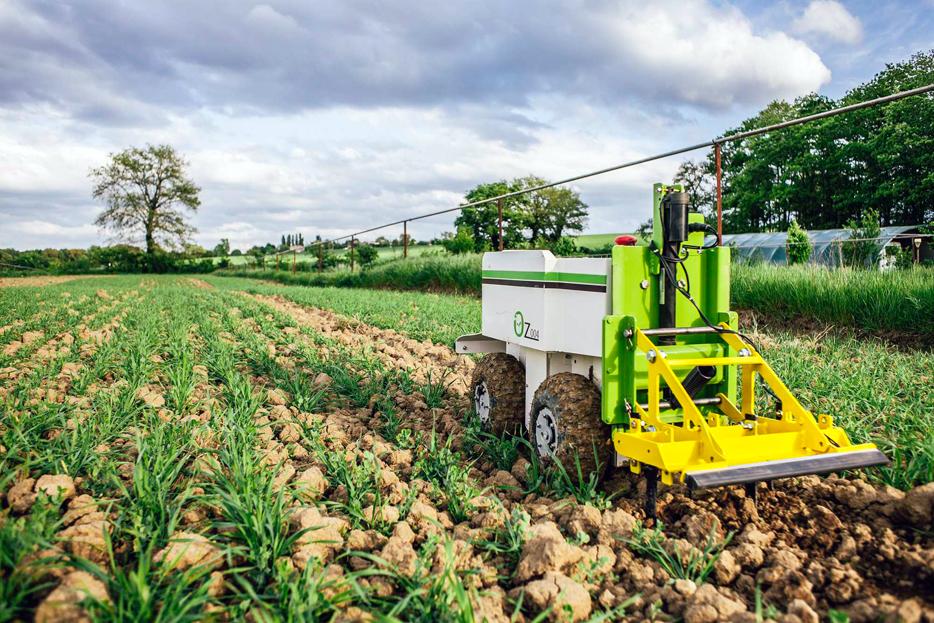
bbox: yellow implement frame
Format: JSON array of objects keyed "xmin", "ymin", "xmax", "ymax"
[{"xmin": 613, "ymin": 326, "xmax": 882, "ymax": 487}]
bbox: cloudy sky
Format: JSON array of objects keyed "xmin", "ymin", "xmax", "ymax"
[{"xmin": 1, "ymin": 0, "xmax": 931, "ymax": 251}]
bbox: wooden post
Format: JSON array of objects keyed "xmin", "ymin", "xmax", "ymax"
[
  {"xmin": 318, "ymin": 244, "xmax": 323, "ymax": 272},
  {"xmin": 292, "ymin": 250, "xmax": 296, "ymax": 273},
  {"xmin": 350, "ymin": 237, "xmax": 355, "ymax": 272},
  {"xmin": 715, "ymin": 142, "xmax": 723, "ymax": 245},
  {"xmin": 403, "ymin": 221, "xmax": 408, "ymax": 258},
  {"xmin": 497, "ymin": 198, "xmax": 504, "ymax": 251},
  {"xmin": 276, "ymin": 254, "xmax": 280, "ymax": 271}
]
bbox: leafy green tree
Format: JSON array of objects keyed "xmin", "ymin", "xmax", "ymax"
[
  {"xmin": 455, "ymin": 177, "xmax": 588, "ymax": 249},
  {"xmin": 673, "ymin": 160, "xmax": 714, "ymax": 218},
  {"xmin": 786, "ymin": 220, "xmax": 812, "ymax": 264},
  {"xmin": 710, "ymin": 50, "xmax": 933, "ymax": 233},
  {"xmin": 441, "ymin": 226, "xmax": 476, "ymax": 255},
  {"xmin": 550, "ymin": 235, "xmax": 578, "ymax": 256},
  {"xmin": 514, "ymin": 175, "xmax": 549, "ymax": 241},
  {"xmin": 455, "ymin": 180, "xmax": 526, "ymax": 251},
  {"xmin": 843, "ymin": 208, "xmax": 882, "ymax": 268},
  {"xmin": 90, "ymin": 144, "xmax": 201, "ymax": 262},
  {"xmin": 355, "ymin": 244, "xmax": 379, "ymax": 267},
  {"xmin": 537, "ymin": 186, "xmax": 588, "ymax": 241},
  {"xmin": 214, "ymin": 239, "xmax": 230, "ymax": 257}
]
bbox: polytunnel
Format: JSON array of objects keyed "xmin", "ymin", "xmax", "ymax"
[{"xmin": 706, "ymin": 225, "xmax": 928, "ymax": 267}]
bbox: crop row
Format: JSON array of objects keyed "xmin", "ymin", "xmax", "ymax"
[{"xmin": 0, "ymin": 278, "xmax": 637, "ymax": 620}]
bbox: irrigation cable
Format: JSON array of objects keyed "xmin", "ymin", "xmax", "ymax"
[{"xmin": 305, "ymin": 83, "xmax": 934, "ymax": 248}]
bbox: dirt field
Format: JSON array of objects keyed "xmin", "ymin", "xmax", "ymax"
[
  {"xmin": 1, "ymin": 276, "xmax": 931, "ymax": 622},
  {"xmin": 0, "ymin": 275, "xmax": 100, "ymax": 288}
]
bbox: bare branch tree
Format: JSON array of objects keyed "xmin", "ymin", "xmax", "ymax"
[{"xmin": 91, "ymin": 144, "xmax": 201, "ymax": 258}]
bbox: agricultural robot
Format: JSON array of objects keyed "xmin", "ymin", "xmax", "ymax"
[{"xmin": 456, "ymin": 183, "xmax": 888, "ymax": 516}]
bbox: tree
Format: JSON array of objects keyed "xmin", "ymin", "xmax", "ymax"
[
  {"xmin": 537, "ymin": 186, "xmax": 587, "ymax": 241},
  {"xmin": 356, "ymin": 244, "xmax": 379, "ymax": 267},
  {"xmin": 707, "ymin": 50, "xmax": 933, "ymax": 233},
  {"xmin": 514, "ymin": 175, "xmax": 549, "ymax": 241},
  {"xmin": 214, "ymin": 239, "xmax": 230, "ymax": 257},
  {"xmin": 843, "ymin": 208, "xmax": 882, "ymax": 268},
  {"xmin": 91, "ymin": 145, "xmax": 201, "ymax": 263},
  {"xmin": 441, "ymin": 226, "xmax": 476, "ymax": 255},
  {"xmin": 786, "ymin": 220, "xmax": 812, "ymax": 265},
  {"xmin": 249, "ymin": 247, "xmax": 266, "ymax": 268},
  {"xmin": 184, "ymin": 243, "xmax": 208, "ymax": 258},
  {"xmin": 673, "ymin": 160, "xmax": 714, "ymax": 218},
  {"xmin": 455, "ymin": 177, "xmax": 589, "ymax": 249},
  {"xmin": 455, "ymin": 180, "xmax": 526, "ymax": 251}
]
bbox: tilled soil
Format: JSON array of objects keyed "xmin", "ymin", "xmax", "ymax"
[
  {"xmin": 0, "ymin": 275, "xmax": 100, "ymax": 288},
  {"xmin": 5, "ymin": 285, "xmax": 932, "ymax": 623},
  {"xmin": 252, "ymin": 294, "xmax": 934, "ymax": 622}
]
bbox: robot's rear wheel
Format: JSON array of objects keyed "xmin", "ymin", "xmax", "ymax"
[
  {"xmin": 530, "ymin": 372, "xmax": 610, "ymax": 478},
  {"xmin": 469, "ymin": 353, "xmax": 525, "ymax": 435}
]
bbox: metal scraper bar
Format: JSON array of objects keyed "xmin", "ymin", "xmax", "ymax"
[{"xmin": 685, "ymin": 449, "xmax": 890, "ymax": 489}]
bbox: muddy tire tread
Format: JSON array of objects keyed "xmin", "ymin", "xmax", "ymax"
[{"xmin": 470, "ymin": 353, "xmax": 525, "ymax": 435}]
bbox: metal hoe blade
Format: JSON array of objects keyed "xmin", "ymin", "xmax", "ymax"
[{"xmin": 684, "ymin": 449, "xmax": 890, "ymax": 489}]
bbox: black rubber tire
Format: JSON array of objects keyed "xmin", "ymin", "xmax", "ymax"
[
  {"xmin": 530, "ymin": 372, "xmax": 610, "ymax": 478},
  {"xmin": 470, "ymin": 353, "xmax": 525, "ymax": 435}
]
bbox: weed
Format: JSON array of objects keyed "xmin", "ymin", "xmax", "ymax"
[
  {"xmin": 77, "ymin": 541, "xmax": 216, "ymax": 623},
  {"xmin": 472, "ymin": 507, "xmax": 530, "ymax": 570},
  {"xmin": 419, "ymin": 369, "xmax": 455, "ymax": 409},
  {"xmin": 412, "ymin": 430, "xmax": 482, "ymax": 523},
  {"xmin": 624, "ymin": 522, "xmax": 733, "ymax": 584},
  {"xmin": 753, "ymin": 584, "xmax": 780, "ymax": 622},
  {"xmin": 0, "ymin": 500, "xmax": 62, "ymax": 620},
  {"xmin": 463, "ymin": 412, "xmax": 521, "ymax": 471},
  {"xmin": 366, "ymin": 534, "xmax": 483, "ymax": 622}
]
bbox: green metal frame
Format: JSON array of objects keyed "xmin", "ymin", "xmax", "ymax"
[{"xmin": 601, "ymin": 183, "xmax": 736, "ymax": 427}]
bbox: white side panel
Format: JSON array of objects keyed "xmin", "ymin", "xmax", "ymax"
[
  {"xmin": 482, "ymin": 251, "xmax": 553, "ymax": 351},
  {"xmin": 481, "ymin": 251, "xmax": 611, "ymax": 357}
]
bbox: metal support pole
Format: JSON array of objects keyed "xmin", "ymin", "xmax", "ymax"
[
  {"xmin": 715, "ymin": 142, "xmax": 723, "ymax": 245},
  {"xmin": 403, "ymin": 221, "xmax": 408, "ymax": 258},
  {"xmin": 497, "ymin": 198, "xmax": 504, "ymax": 251},
  {"xmin": 350, "ymin": 237, "xmax": 355, "ymax": 272}
]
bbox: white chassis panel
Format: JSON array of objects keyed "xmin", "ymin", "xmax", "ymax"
[{"xmin": 456, "ymin": 250, "xmax": 611, "ymax": 429}]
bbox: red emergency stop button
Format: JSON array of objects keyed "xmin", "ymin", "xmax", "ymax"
[{"xmin": 615, "ymin": 235, "xmax": 638, "ymax": 246}]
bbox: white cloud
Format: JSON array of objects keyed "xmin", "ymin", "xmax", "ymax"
[
  {"xmin": 0, "ymin": 0, "xmax": 843, "ymax": 251},
  {"xmin": 16, "ymin": 220, "xmax": 97, "ymax": 238},
  {"xmin": 794, "ymin": 0, "xmax": 863, "ymax": 45}
]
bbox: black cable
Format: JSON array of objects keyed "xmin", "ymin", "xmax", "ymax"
[{"xmin": 653, "ymin": 242, "xmax": 783, "ymax": 406}]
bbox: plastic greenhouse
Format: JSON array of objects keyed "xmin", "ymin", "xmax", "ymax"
[{"xmin": 706, "ymin": 226, "xmax": 930, "ymax": 267}]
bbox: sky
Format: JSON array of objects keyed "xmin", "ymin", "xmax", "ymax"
[{"xmin": 0, "ymin": 0, "xmax": 931, "ymax": 251}]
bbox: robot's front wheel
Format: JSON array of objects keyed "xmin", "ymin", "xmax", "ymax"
[
  {"xmin": 530, "ymin": 373, "xmax": 610, "ymax": 478},
  {"xmin": 469, "ymin": 353, "xmax": 525, "ymax": 435}
]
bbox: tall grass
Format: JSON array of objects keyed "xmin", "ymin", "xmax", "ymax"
[
  {"xmin": 217, "ymin": 254, "xmax": 933, "ymax": 338},
  {"xmin": 732, "ymin": 263, "xmax": 934, "ymax": 338},
  {"xmin": 221, "ymin": 253, "xmax": 483, "ymax": 295}
]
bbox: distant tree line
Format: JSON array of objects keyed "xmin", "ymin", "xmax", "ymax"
[
  {"xmin": 673, "ymin": 50, "xmax": 934, "ymax": 233},
  {"xmin": 0, "ymin": 245, "xmax": 216, "ymax": 274}
]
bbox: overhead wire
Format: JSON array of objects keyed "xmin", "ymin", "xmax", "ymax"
[{"xmin": 305, "ymin": 83, "xmax": 934, "ymax": 249}]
